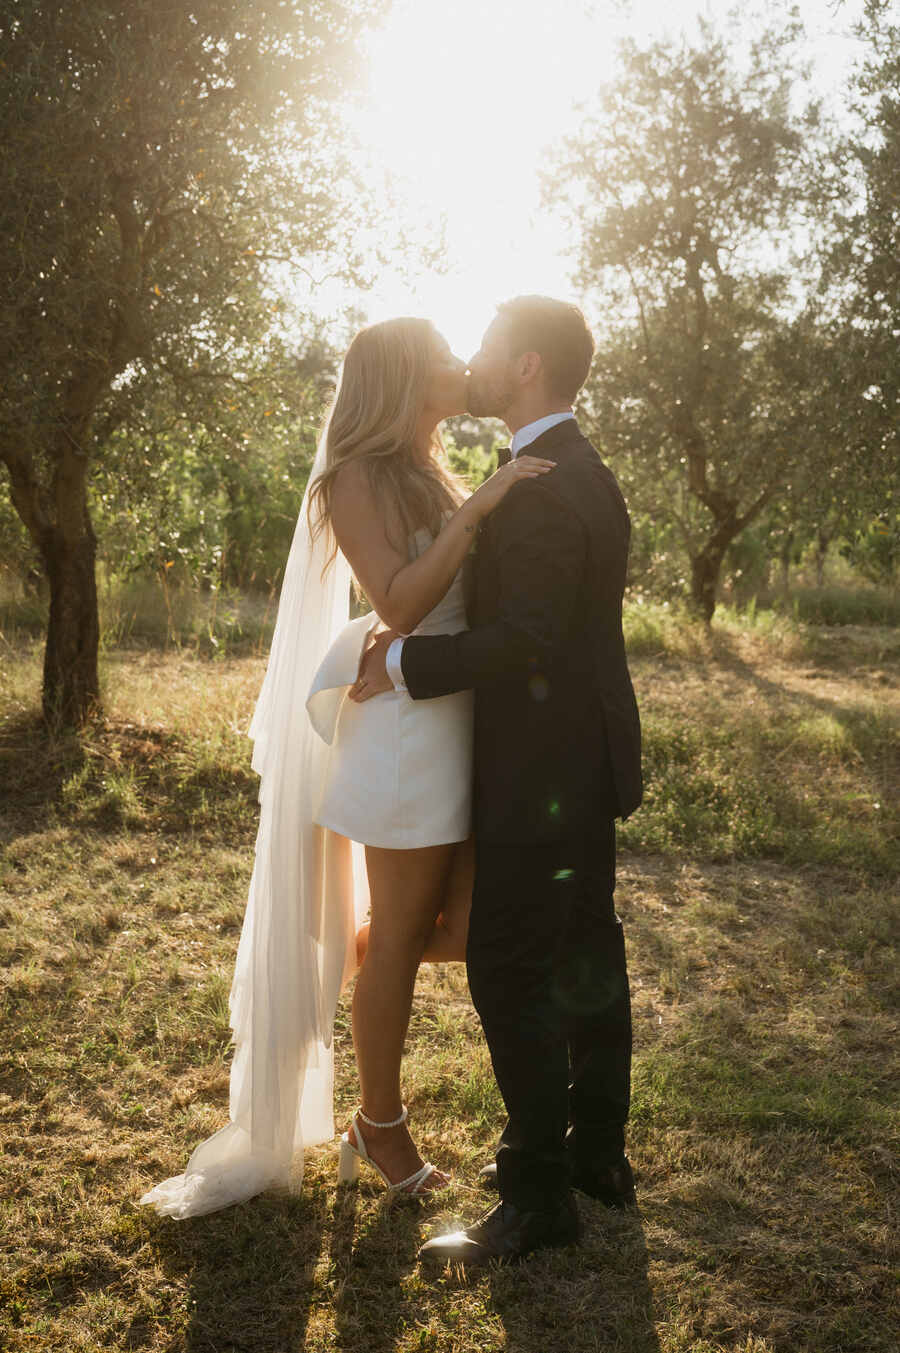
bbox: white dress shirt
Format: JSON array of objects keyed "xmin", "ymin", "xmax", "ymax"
[
  {"xmin": 510, "ymin": 410, "xmax": 574, "ymax": 456},
  {"xmin": 386, "ymin": 411, "xmax": 575, "ymax": 691}
]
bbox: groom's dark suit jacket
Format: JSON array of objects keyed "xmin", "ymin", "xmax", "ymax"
[{"xmin": 400, "ymin": 419, "xmax": 642, "ymax": 844}]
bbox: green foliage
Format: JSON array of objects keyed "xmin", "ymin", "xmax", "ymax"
[
  {"xmin": 92, "ymin": 340, "xmax": 336, "ymax": 590},
  {"xmin": 548, "ymin": 19, "xmax": 854, "ymax": 620},
  {"xmin": 443, "ymin": 416, "xmax": 505, "ymax": 489},
  {"xmin": 803, "ymin": 4, "xmax": 900, "ymax": 576},
  {"xmin": 845, "ymin": 2, "xmax": 900, "ymax": 340},
  {"xmin": 776, "ymin": 584, "xmax": 900, "ymax": 627},
  {"xmin": 625, "ymin": 508, "xmax": 689, "ymax": 601},
  {"xmin": 840, "ymin": 514, "xmax": 899, "ymax": 588},
  {"xmin": 0, "ymin": 488, "xmax": 38, "ymax": 587},
  {"xmin": 0, "ymin": 0, "xmax": 380, "ymax": 719},
  {"xmin": 1, "ymin": 0, "xmax": 374, "ymax": 459}
]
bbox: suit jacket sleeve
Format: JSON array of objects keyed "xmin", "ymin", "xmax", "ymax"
[{"xmin": 400, "ymin": 481, "xmax": 586, "ymax": 700}]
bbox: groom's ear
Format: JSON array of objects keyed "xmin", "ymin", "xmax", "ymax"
[{"xmin": 517, "ymin": 350, "xmax": 543, "ymax": 385}]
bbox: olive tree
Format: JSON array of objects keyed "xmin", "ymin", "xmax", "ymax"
[
  {"xmin": 826, "ymin": 0, "xmax": 900, "ymax": 582},
  {"xmin": 0, "ymin": 0, "xmax": 378, "ymax": 722},
  {"xmin": 548, "ymin": 20, "xmax": 836, "ymax": 620}
]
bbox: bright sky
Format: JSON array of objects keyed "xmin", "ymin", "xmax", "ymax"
[{"xmin": 302, "ymin": 0, "xmax": 868, "ymax": 360}]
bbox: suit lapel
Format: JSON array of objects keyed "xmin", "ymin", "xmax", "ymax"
[{"xmin": 468, "ymin": 421, "xmax": 594, "ymax": 622}]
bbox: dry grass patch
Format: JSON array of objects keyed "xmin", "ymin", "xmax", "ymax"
[
  {"xmin": 1, "ymin": 634, "xmax": 897, "ymax": 1352},
  {"xmin": 623, "ymin": 622, "xmax": 898, "ymax": 871}
]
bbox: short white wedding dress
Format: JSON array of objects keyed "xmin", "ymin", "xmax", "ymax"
[
  {"xmin": 140, "ymin": 496, "xmax": 472, "ymax": 1220},
  {"xmin": 311, "ymin": 525, "xmax": 473, "ymax": 849}
]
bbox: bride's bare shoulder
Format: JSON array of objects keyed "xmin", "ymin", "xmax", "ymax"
[
  {"xmin": 330, "ymin": 459, "xmax": 377, "ymax": 525},
  {"xmin": 331, "ymin": 457, "xmax": 371, "ymax": 501},
  {"xmin": 330, "ymin": 459, "xmax": 404, "ymax": 556}
]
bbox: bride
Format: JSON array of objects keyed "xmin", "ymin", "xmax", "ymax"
[{"xmin": 141, "ymin": 317, "xmax": 553, "ymax": 1216}]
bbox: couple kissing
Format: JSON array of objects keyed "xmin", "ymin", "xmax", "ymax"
[{"xmin": 142, "ymin": 294, "xmax": 642, "ymax": 1269}]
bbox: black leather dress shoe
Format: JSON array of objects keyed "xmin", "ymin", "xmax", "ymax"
[
  {"xmin": 576, "ymin": 1156, "xmax": 636, "ymax": 1209},
  {"xmin": 417, "ymin": 1197, "xmax": 581, "ymax": 1267},
  {"xmin": 478, "ymin": 1156, "xmax": 637, "ymax": 1210}
]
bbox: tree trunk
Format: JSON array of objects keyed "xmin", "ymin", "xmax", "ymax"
[
  {"xmin": 780, "ymin": 530, "xmax": 794, "ymax": 596},
  {"xmin": 40, "ymin": 524, "xmax": 101, "ymax": 726},
  {"xmin": 689, "ymin": 541, "xmax": 729, "ymax": 624},
  {"xmin": 686, "ymin": 488, "xmax": 774, "ymax": 624},
  {"xmin": 814, "ymin": 529, "xmax": 830, "ymax": 588},
  {"xmin": 4, "ymin": 404, "xmax": 106, "ymax": 726}
]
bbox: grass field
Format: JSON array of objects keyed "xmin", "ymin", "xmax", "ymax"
[{"xmin": 1, "ymin": 609, "xmax": 897, "ymax": 1353}]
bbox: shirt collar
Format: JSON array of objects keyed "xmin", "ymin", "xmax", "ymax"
[{"xmin": 510, "ymin": 411, "xmax": 575, "ymax": 458}]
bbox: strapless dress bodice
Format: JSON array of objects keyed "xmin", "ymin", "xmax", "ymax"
[{"xmin": 406, "ymin": 524, "xmax": 469, "ymax": 637}]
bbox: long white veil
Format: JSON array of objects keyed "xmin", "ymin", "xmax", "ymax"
[{"xmin": 141, "ymin": 438, "xmax": 368, "ymax": 1219}]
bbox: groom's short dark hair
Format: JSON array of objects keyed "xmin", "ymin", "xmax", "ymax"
[{"xmin": 497, "ymin": 295, "xmax": 595, "ymax": 403}]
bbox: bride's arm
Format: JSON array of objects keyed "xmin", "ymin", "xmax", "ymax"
[{"xmin": 329, "ymin": 456, "xmax": 555, "ymax": 635}]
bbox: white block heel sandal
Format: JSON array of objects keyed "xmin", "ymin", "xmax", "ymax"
[{"xmin": 338, "ymin": 1105, "xmax": 444, "ymax": 1197}]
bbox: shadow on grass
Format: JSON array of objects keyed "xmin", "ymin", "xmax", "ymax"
[
  {"xmin": 329, "ymin": 1186, "xmax": 430, "ymax": 1352},
  {"xmin": 708, "ymin": 622, "xmax": 892, "ymax": 712},
  {"xmin": 380, "ymin": 1202, "xmax": 661, "ymax": 1353},
  {"xmin": 631, "ymin": 1015, "xmax": 898, "ymax": 1149},
  {"xmin": 486, "ymin": 1207, "xmax": 661, "ymax": 1353},
  {"xmin": 624, "ymin": 630, "xmax": 898, "ymax": 872},
  {"xmin": 0, "ymin": 711, "xmax": 257, "ymax": 845},
  {"xmin": 150, "ymin": 1185, "xmax": 663, "ymax": 1353},
  {"xmin": 0, "ymin": 712, "xmax": 86, "ymax": 816},
  {"xmin": 623, "ymin": 855, "xmax": 897, "ymax": 1152},
  {"xmin": 151, "ymin": 1192, "xmax": 329, "ymax": 1353}
]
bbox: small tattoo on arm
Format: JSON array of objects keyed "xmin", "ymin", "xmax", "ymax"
[{"xmin": 464, "ymin": 524, "xmax": 475, "ymax": 534}]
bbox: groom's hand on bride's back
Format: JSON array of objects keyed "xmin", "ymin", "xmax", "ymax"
[{"xmin": 349, "ymin": 629, "xmax": 397, "ymax": 702}]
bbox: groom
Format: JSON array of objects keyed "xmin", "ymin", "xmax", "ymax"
[{"xmin": 358, "ymin": 295, "xmax": 642, "ymax": 1264}]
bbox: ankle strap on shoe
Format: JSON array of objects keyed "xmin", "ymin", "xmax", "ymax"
[{"xmin": 357, "ymin": 1104, "xmax": 408, "ymax": 1129}]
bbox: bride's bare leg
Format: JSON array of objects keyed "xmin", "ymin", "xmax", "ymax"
[
  {"xmin": 355, "ymin": 836, "xmax": 474, "ymax": 969},
  {"xmin": 349, "ymin": 841, "xmax": 455, "ymax": 1187},
  {"xmin": 355, "ymin": 922, "xmax": 370, "ymax": 969},
  {"xmin": 421, "ymin": 835, "xmax": 474, "ymax": 962}
]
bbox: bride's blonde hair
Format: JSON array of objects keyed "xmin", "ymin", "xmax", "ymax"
[{"xmin": 308, "ymin": 317, "xmax": 464, "ymax": 558}]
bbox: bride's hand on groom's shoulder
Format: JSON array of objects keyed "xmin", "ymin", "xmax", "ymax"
[
  {"xmin": 467, "ymin": 454, "xmax": 555, "ymax": 523},
  {"xmin": 349, "ymin": 629, "xmax": 397, "ymax": 703}
]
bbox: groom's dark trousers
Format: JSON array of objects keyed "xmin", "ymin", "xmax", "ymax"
[{"xmin": 400, "ymin": 420, "xmax": 642, "ymax": 1210}]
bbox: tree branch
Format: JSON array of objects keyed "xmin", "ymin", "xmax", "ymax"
[{"xmin": 0, "ymin": 445, "xmax": 50, "ymax": 546}]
